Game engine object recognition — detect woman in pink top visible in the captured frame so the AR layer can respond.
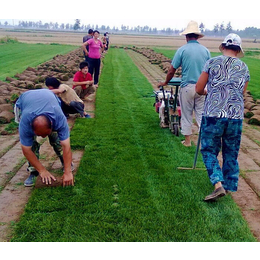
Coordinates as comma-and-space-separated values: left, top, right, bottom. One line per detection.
83, 30, 104, 88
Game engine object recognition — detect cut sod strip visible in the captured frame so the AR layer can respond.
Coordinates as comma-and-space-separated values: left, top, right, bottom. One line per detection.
12, 48, 256, 242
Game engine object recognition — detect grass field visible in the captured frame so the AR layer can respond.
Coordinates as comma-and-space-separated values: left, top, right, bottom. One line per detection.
11, 48, 256, 242
154, 48, 260, 100
0, 41, 78, 81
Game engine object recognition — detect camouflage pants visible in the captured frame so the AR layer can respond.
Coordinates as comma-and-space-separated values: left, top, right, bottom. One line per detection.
27, 131, 63, 174
200, 116, 243, 192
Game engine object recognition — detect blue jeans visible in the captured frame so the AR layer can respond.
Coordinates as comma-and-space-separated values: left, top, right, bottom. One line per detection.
200, 116, 243, 191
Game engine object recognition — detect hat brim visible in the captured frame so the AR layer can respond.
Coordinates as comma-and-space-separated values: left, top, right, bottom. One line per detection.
219, 44, 244, 58
180, 30, 204, 38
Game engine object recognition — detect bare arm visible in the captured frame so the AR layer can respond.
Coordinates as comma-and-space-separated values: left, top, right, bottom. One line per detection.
60, 138, 74, 187
195, 72, 209, 95
158, 65, 176, 87
73, 80, 94, 87
82, 41, 89, 56
51, 85, 66, 95
21, 145, 56, 185
243, 82, 249, 95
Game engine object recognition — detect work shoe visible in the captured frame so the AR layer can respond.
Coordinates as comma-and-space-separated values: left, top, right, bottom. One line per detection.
85, 114, 91, 118
204, 187, 226, 202
24, 173, 37, 187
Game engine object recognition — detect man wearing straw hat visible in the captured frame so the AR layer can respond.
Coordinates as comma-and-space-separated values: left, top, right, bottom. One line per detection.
160, 21, 211, 146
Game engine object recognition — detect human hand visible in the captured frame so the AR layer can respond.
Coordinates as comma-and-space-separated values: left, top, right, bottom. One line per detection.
62, 171, 74, 187
40, 170, 57, 185
158, 82, 166, 88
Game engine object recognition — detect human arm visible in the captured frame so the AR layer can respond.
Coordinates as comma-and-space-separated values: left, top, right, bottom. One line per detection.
73, 80, 94, 87
100, 41, 104, 53
50, 85, 66, 95
82, 41, 89, 56
60, 138, 74, 187
243, 82, 249, 95
158, 65, 176, 87
195, 72, 209, 95
21, 145, 57, 185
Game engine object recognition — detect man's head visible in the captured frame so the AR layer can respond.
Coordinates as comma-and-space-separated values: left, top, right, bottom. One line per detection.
45, 77, 60, 90
88, 29, 93, 35
32, 115, 52, 138
79, 61, 89, 74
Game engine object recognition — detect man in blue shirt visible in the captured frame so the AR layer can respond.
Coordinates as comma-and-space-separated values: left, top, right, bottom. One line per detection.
15, 89, 74, 187
160, 21, 211, 146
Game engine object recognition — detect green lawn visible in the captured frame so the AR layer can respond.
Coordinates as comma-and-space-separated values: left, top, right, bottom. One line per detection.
11, 48, 256, 242
153, 47, 260, 100
0, 42, 78, 81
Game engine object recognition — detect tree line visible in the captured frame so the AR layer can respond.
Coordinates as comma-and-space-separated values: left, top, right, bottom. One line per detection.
1, 19, 260, 38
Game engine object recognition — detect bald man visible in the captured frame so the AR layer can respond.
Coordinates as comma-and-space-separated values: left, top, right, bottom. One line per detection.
15, 89, 74, 187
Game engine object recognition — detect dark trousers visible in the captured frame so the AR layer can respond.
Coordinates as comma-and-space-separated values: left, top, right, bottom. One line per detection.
88, 58, 101, 85
61, 100, 84, 117
28, 132, 63, 175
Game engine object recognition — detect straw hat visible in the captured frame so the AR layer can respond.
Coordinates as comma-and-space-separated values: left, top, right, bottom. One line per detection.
180, 21, 204, 38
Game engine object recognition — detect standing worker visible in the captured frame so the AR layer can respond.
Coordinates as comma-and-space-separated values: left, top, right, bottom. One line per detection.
83, 29, 94, 63
82, 30, 104, 88
159, 21, 211, 146
15, 89, 74, 187
196, 33, 250, 201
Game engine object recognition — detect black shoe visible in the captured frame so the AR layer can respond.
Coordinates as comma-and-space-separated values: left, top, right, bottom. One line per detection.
204, 187, 226, 202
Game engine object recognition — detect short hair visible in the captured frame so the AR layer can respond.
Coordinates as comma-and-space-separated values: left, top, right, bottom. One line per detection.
45, 77, 60, 89
32, 115, 52, 131
79, 61, 89, 70
88, 29, 93, 34
186, 33, 199, 39
93, 30, 100, 34
221, 43, 241, 53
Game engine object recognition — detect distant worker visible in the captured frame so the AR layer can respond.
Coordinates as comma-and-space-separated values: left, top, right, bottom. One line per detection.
159, 21, 211, 146
105, 32, 110, 51
15, 89, 74, 187
73, 61, 95, 100
46, 77, 91, 118
82, 30, 104, 88
102, 33, 108, 52
196, 33, 250, 201
83, 29, 94, 62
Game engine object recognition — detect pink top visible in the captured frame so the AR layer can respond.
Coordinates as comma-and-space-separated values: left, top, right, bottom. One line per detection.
87, 39, 103, 59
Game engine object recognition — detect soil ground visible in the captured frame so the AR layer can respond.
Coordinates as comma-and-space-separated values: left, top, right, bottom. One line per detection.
0, 47, 260, 241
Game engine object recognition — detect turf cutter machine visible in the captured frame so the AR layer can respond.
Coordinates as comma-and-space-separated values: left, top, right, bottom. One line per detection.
154, 77, 182, 136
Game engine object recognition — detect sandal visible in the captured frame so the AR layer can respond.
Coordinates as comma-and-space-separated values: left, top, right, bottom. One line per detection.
181, 140, 191, 147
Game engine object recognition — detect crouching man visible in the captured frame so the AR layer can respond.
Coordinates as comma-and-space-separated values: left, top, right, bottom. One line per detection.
15, 89, 74, 187
46, 77, 91, 118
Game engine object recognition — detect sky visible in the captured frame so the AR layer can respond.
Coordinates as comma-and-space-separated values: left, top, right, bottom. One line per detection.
1, 0, 260, 31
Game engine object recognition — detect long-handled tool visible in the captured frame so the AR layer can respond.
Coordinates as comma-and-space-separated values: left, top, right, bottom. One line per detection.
177, 126, 206, 170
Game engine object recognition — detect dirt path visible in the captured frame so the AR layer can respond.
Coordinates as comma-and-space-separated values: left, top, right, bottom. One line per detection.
127, 49, 260, 241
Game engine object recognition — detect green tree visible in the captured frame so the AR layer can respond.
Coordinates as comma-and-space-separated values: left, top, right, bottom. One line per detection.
199, 22, 205, 33
74, 19, 81, 30
214, 23, 219, 34
226, 21, 232, 33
